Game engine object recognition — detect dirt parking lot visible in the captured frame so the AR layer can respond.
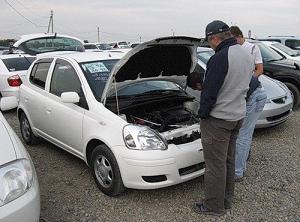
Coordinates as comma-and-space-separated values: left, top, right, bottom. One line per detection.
3, 109, 300, 222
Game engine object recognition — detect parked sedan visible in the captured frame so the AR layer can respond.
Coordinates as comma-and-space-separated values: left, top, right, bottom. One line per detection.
0, 54, 36, 110
17, 37, 204, 196
196, 47, 293, 128
0, 98, 40, 222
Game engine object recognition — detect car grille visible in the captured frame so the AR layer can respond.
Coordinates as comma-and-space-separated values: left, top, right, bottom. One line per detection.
142, 175, 167, 183
266, 110, 291, 121
179, 162, 205, 176
272, 96, 287, 104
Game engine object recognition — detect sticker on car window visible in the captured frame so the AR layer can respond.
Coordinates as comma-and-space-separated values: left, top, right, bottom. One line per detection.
84, 62, 109, 73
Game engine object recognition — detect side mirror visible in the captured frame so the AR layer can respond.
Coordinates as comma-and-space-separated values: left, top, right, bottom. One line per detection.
61, 92, 80, 103
0, 96, 18, 111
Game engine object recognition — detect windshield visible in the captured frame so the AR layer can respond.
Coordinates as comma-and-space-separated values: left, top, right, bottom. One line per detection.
80, 59, 119, 99
272, 43, 298, 56
113, 80, 181, 97
197, 50, 214, 64
96, 44, 112, 50
285, 39, 300, 50
19, 36, 84, 55
2, 56, 36, 72
255, 43, 284, 62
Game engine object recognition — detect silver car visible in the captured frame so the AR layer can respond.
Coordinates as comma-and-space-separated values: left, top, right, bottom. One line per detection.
194, 47, 293, 128
0, 98, 40, 222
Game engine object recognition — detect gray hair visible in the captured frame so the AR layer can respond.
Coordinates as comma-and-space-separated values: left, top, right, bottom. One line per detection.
212, 31, 232, 41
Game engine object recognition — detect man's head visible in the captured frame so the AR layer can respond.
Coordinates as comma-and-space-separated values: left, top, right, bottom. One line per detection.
187, 71, 204, 91
229, 26, 244, 45
205, 20, 232, 51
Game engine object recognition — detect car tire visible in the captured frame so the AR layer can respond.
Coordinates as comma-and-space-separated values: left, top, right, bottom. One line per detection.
20, 113, 39, 145
284, 82, 300, 109
90, 145, 125, 196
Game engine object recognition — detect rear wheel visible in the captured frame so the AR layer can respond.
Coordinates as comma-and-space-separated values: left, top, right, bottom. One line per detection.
20, 113, 39, 145
90, 145, 125, 196
283, 82, 300, 109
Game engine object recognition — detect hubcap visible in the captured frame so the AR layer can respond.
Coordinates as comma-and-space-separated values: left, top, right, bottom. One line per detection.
94, 155, 113, 188
21, 117, 31, 141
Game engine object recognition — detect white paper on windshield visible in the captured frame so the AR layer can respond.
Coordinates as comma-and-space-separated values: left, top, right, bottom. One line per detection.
84, 62, 109, 73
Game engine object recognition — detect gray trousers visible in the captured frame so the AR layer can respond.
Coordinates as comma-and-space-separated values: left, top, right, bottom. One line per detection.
200, 116, 243, 212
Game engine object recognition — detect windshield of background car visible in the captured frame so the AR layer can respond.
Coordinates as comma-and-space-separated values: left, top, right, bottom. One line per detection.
256, 43, 284, 62
19, 37, 84, 55
273, 43, 298, 56
96, 44, 112, 50
80, 59, 119, 99
197, 50, 214, 64
285, 40, 300, 50
109, 80, 182, 98
2, 56, 36, 72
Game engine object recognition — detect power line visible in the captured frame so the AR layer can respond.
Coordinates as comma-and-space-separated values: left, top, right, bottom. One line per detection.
4, 0, 47, 28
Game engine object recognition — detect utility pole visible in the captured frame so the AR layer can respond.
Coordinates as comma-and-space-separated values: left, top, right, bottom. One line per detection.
47, 10, 54, 33
97, 27, 100, 42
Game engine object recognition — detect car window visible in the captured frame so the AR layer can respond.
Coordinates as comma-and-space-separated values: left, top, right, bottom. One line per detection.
285, 39, 300, 50
19, 36, 84, 55
197, 51, 214, 64
84, 44, 97, 50
50, 59, 81, 97
29, 62, 52, 89
2, 56, 35, 72
116, 80, 181, 96
273, 43, 298, 56
255, 43, 284, 62
80, 59, 119, 99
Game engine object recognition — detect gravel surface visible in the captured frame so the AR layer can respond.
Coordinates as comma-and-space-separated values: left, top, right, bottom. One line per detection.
3, 109, 300, 222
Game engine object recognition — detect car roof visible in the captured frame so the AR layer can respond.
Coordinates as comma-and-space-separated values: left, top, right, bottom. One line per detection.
36, 51, 125, 63
0, 54, 35, 59
197, 47, 213, 52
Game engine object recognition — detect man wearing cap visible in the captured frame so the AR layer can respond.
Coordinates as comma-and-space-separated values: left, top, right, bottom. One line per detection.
193, 20, 253, 216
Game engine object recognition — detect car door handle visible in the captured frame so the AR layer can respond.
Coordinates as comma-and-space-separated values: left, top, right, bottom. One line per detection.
46, 108, 52, 114
25, 97, 29, 103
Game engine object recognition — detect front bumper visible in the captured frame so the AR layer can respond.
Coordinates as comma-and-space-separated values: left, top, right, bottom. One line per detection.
112, 139, 204, 189
256, 96, 293, 128
0, 176, 40, 222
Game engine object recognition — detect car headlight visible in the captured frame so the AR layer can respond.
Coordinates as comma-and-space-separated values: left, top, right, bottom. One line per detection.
0, 159, 33, 207
123, 124, 168, 150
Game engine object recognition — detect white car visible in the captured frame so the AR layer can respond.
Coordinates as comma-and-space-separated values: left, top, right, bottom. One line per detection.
0, 98, 40, 222
196, 47, 293, 128
258, 36, 300, 52
17, 37, 204, 196
0, 54, 36, 110
13, 33, 85, 56
262, 41, 300, 62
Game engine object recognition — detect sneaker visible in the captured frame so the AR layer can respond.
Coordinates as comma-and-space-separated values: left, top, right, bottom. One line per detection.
192, 202, 225, 216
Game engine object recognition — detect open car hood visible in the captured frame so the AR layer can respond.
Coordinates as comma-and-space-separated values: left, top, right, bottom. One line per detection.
101, 36, 201, 103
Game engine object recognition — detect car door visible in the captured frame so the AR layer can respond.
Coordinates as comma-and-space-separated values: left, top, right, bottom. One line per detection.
44, 58, 87, 156
24, 59, 54, 133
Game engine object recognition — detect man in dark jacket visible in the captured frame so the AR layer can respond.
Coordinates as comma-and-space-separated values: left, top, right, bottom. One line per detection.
192, 20, 253, 216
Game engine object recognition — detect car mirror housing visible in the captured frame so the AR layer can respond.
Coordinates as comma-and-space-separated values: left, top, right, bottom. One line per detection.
61, 92, 80, 103
0, 96, 18, 111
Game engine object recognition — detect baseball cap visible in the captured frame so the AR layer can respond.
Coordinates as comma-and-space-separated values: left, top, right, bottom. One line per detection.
205, 20, 230, 40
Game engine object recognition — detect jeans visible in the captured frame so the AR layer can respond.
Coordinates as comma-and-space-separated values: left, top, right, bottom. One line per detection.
201, 117, 243, 212
235, 86, 267, 177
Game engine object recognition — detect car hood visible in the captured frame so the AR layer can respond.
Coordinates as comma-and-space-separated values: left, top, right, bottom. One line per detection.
101, 36, 201, 103
0, 116, 17, 165
259, 75, 287, 99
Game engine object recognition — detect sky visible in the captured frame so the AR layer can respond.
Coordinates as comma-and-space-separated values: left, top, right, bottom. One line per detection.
1, 0, 300, 43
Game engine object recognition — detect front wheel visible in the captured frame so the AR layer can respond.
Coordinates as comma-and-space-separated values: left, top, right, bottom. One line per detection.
284, 82, 300, 109
90, 145, 125, 196
20, 112, 39, 145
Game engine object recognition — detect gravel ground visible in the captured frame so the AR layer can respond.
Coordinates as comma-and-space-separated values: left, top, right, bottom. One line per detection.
3, 109, 300, 222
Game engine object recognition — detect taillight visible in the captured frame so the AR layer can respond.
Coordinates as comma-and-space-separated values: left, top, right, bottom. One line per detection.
7, 74, 22, 87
